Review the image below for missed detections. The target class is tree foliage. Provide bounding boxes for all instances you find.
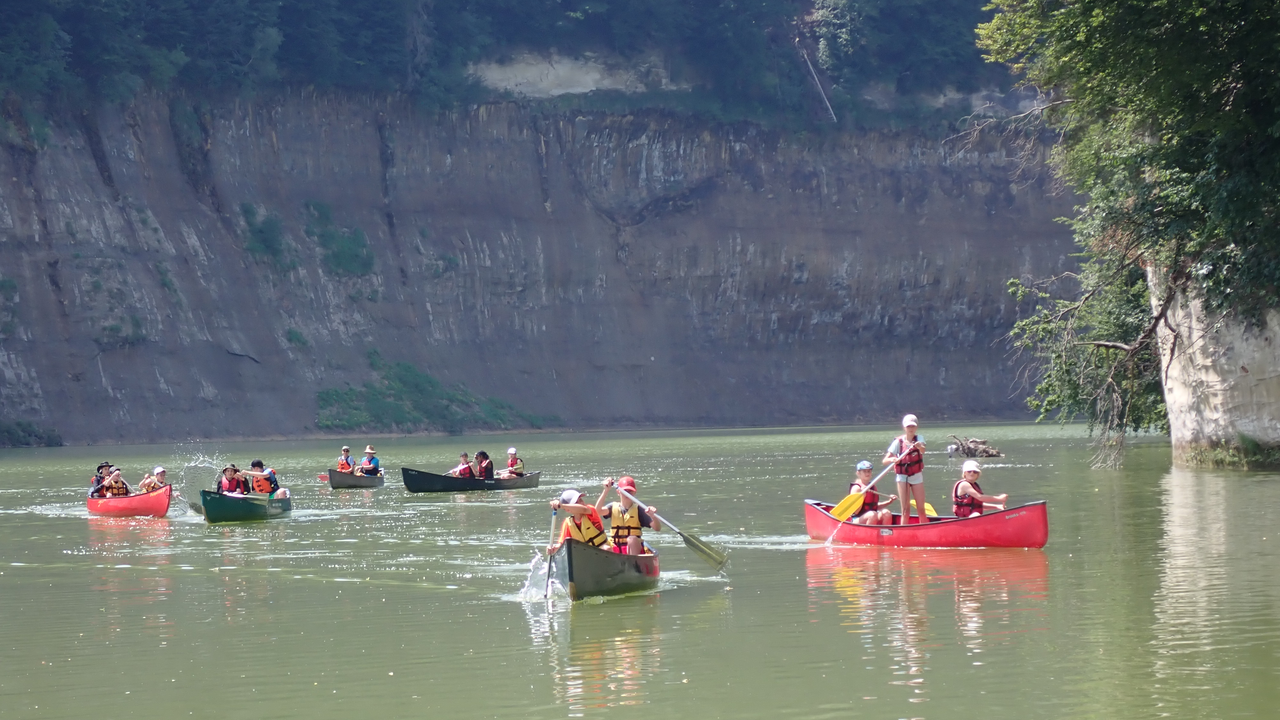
[1,0,1003,124]
[981,1,1280,462]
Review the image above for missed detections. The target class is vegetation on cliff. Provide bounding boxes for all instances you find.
[317,351,560,435]
[0,420,63,448]
[982,0,1280,464]
[1,0,1000,127]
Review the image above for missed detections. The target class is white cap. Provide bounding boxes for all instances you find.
[962,460,982,474]
[559,489,582,505]
[902,414,919,427]
[153,466,165,475]
[508,447,517,454]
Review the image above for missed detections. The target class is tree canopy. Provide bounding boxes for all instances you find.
[980,1,1280,460]
[0,0,1001,125]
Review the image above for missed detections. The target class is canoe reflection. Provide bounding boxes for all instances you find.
[806,545,1049,701]
[542,596,664,710]
[86,517,174,637]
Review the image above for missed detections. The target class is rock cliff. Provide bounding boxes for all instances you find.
[0,91,1076,443]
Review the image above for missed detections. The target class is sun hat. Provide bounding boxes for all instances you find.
[153,466,165,475]
[342,445,350,451]
[559,489,582,505]
[902,414,919,427]
[97,461,111,471]
[364,445,376,454]
[617,476,636,491]
[855,460,873,471]
[221,464,238,473]
[962,460,982,474]
[507,447,517,454]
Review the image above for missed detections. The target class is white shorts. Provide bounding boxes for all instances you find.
[896,473,924,486]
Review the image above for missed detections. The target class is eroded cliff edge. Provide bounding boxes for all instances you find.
[0,92,1075,443]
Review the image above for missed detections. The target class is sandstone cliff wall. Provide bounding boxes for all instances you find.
[0,91,1076,443]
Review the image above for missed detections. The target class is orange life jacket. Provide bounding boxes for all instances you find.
[337,456,353,472]
[562,510,608,548]
[894,434,924,476]
[252,469,278,494]
[953,479,983,518]
[103,478,130,497]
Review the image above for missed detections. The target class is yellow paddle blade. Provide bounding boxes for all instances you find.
[830,492,866,522]
[909,499,939,517]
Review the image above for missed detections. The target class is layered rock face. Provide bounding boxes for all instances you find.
[0,92,1075,443]
[1152,287,1280,461]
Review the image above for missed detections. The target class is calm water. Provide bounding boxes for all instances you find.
[1,425,1277,719]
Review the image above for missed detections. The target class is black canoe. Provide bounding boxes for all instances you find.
[550,538,660,600]
[198,489,292,523]
[401,467,541,493]
[327,468,385,489]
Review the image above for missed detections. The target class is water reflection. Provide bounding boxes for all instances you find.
[546,598,663,712]
[1151,467,1228,679]
[806,545,1049,702]
[86,517,175,637]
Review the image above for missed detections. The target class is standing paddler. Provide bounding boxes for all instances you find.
[884,414,927,525]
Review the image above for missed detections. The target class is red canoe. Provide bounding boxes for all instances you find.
[87,485,173,518]
[804,498,1048,548]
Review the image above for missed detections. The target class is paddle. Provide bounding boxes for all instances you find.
[909,499,939,517]
[614,487,728,572]
[543,510,558,599]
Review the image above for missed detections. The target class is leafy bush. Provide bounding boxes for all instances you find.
[316,352,559,434]
[285,327,308,347]
[304,201,374,277]
[0,420,63,448]
[240,203,286,263]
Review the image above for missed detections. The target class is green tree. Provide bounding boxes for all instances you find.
[980,0,1280,463]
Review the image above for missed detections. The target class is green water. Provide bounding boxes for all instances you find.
[1,425,1278,719]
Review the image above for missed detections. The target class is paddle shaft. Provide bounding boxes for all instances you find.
[543,510,557,599]
[824,448,913,543]
[614,487,679,534]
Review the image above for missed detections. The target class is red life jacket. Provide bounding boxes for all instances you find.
[849,482,879,516]
[455,463,474,479]
[220,475,249,494]
[477,459,494,479]
[893,434,924,476]
[953,479,983,518]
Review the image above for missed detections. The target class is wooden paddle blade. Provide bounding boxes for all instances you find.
[830,492,866,522]
[678,530,729,572]
[188,501,205,516]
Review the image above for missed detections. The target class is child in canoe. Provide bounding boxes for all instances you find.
[953,460,1008,517]
[594,476,662,555]
[848,460,895,525]
[547,489,608,551]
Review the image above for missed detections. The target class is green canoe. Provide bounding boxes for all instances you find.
[198,489,292,523]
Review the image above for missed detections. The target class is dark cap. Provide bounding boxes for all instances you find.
[250,459,265,469]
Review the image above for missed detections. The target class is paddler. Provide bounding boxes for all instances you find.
[89,461,113,497]
[99,466,130,497]
[449,452,476,478]
[953,460,1007,518]
[216,464,249,494]
[497,447,524,478]
[242,459,281,496]
[474,450,495,479]
[884,414,928,525]
[335,446,356,473]
[547,489,608,551]
[594,476,661,555]
[849,460,895,525]
[355,445,381,476]
[138,466,167,493]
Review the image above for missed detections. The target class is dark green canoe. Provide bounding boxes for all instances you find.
[550,538,660,600]
[198,489,292,523]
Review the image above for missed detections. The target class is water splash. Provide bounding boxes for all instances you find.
[515,552,567,603]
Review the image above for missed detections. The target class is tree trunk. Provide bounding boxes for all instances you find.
[1149,268,1280,465]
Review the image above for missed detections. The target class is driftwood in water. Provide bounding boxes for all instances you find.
[947,435,1004,458]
